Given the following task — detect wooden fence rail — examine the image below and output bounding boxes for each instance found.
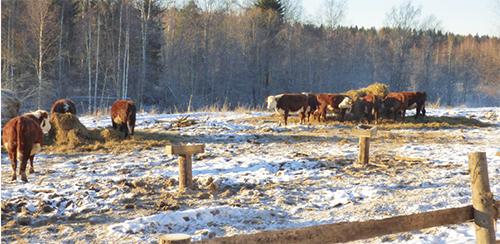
[195,201,499,244]
[160,152,498,244]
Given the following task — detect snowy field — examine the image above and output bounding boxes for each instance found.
[1,107,499,243]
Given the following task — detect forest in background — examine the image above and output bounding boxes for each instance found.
[2,0,500,113]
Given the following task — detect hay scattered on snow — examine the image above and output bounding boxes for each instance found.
[346,82,389,99]
[49,113,122,148]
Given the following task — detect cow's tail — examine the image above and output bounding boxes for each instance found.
[16,117,25,163]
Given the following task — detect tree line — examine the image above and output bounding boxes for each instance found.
[2,0,499,113]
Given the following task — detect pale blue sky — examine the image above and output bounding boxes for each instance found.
[302,0,499,36]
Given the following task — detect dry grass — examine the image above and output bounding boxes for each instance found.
[44,130,179,154]
[247,113,492,130]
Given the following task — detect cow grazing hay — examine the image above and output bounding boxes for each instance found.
[346,82,389,99]
[1,89,21,125]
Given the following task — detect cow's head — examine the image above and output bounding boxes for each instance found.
[338,97,353,109]
[30,110,51,134]
[266,96,278,110]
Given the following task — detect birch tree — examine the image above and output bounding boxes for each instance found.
[24,0,59,108]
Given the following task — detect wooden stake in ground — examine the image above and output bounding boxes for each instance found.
[159,234,191,244]
[468,152,496,244]
[165,144,205,192]
[352,125,377,167]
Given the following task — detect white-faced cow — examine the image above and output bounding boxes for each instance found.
[111,100,137,138]
[50,98,77,116]
[2,110,51,182]
[266,93,309,126]
[315,94,353,122]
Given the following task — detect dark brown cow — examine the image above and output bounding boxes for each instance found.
[266,94,309,126]
[50,99,77,116]
[302,93,319,122]
[381,92,408,121]
[400,92,427,117]
[2,110,51,182]
[351,94,381,124]
[315,94,353,122]
[111,100,137,138]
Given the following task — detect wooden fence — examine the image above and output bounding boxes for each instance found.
[160,152,498,244]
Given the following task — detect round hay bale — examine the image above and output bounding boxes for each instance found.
[1,89,21,125]
[346,82,390,99]
[50,113,103,146]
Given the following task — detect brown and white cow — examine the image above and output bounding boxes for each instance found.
[111,100,137,138]
[315,94,353,122]
[351,94,381,124]
[400,92,426,118]
[2,110,51,182]
[50,98,77,116]
[266,94,309,126]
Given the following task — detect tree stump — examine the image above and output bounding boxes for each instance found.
[468,152,496,244]
[165,144,205,192]
[159,234,191,244]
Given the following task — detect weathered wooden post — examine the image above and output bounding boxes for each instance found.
[159,234,191,244]
[352,125,377,167]
[468,152,496,244]
[165,144,205,191]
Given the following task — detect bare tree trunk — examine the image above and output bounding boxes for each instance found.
[37,12,45,108]
[139,0,151,108]
[94,14,100,113]
[86,0,93,113]
[57,3,64,98]
[117,1,123,98]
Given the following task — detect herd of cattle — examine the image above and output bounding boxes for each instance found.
[266,91,427,125]
[2,99,136,182]
[2,91,426,183]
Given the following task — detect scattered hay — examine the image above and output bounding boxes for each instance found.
[49,113,102,147]
[346,82,390,99]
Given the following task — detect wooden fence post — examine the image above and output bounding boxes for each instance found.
[468,152,496,244]
[352,125,377,167]
[159,234,191,244]
[358,137,370,166]
[165,144,205,192]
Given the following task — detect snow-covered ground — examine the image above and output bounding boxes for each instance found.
[1,107,499,243]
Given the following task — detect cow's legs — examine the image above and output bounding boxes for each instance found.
[29,155,35,174]
[284,110,289,126]
[9,152,17,181]
[299,108,306,124]
[112,119,117,130]
[121,124,129,139]
[340,109,346,122]
[19,153,28,182]
[422,105,426,116]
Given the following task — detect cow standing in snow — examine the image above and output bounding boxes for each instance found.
[111,100,137,138]
[2,110,51,182]
[266,94,310,126]
[315,94,353,122]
